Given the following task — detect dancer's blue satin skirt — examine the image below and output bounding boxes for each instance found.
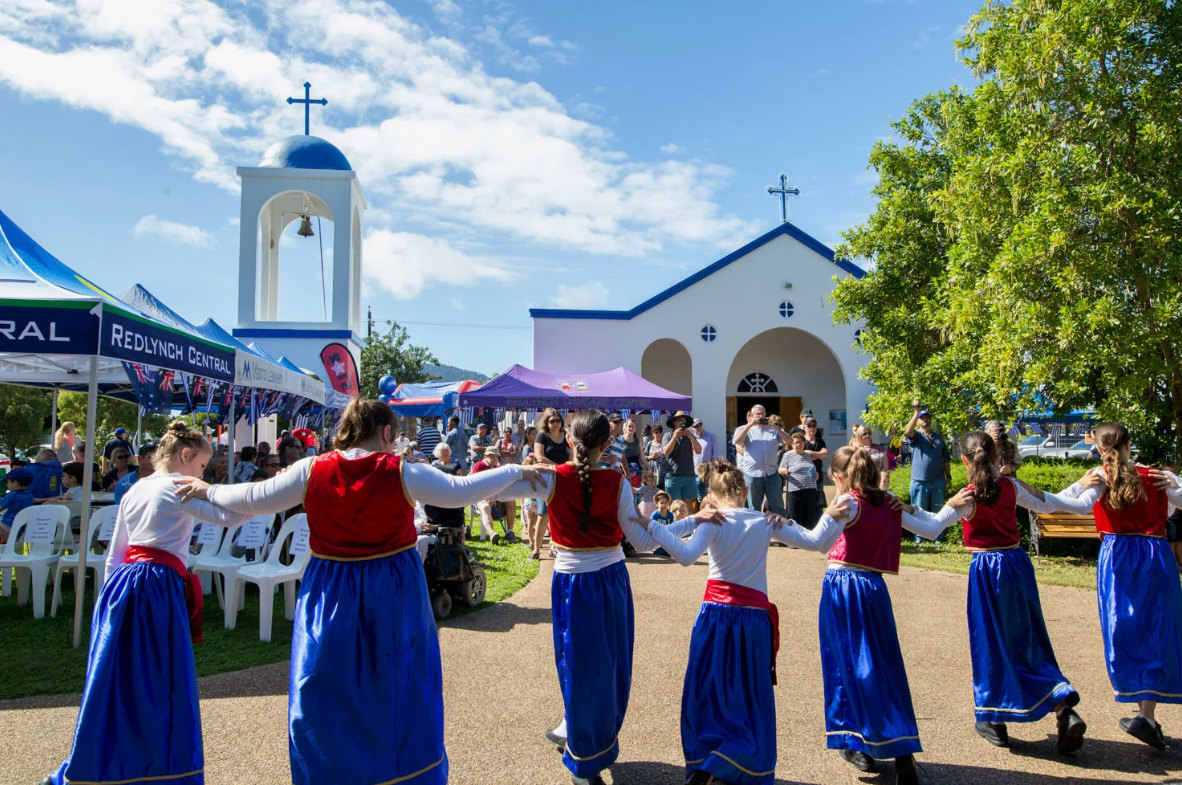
[290,550,447,785]
[50,562,204,785]
[551,560,634,778]
[682,603,776,785]
[1097,534,1182,704]
[819,568,921,759]
[968,548,1075,723]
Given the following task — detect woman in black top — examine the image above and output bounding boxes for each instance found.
[534,407,570,465]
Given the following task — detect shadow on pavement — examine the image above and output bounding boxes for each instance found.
[916,749,1182,784]
[441,601,552,633]
[1003,733,1182,778]
[608,760,810,785]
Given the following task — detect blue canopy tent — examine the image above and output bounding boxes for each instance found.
[389,380,483,417]
[0,207,236,647]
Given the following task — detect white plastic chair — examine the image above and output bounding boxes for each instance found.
[189,523,250,626]
[0,505,70,618]
[231,514,310,642]
[51,506,117,617]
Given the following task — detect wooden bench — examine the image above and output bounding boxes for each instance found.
[1029,511,1097,563]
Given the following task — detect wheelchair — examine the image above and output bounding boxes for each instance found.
[421,524,488,620]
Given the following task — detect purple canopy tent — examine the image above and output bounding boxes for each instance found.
[457,364,691,412]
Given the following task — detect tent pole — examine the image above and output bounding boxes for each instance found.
[50,388,58,445]
[227,400,236,483]
[73,356,98,650]
[135,408,142,452]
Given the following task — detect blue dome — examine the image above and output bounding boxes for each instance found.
[259,135,352,171]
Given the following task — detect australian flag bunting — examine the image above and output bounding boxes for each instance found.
[122,362,174,416]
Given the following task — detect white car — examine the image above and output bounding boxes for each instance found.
[1016,435,1079,458]
[1061,440,1097,460]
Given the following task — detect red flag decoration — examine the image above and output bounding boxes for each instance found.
[320,343,360,398]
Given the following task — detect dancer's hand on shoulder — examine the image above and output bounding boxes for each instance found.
[175,477,211,503]
[1079,469,1106,490]
[692,508,726,527]
[885,493,909,512]
[763,513,793,530]
[946,485,974,510]
[1148,469,1179,490]
[520,464,556,491]
[824,494,853,521]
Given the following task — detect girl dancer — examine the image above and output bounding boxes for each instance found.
[176,399,551,785]
[1031,422,1182,748]
[774,445,959,785]
[943,431,1101,752]
[500,409,669,785]
[45,421,254,785]
[643,458,796,785]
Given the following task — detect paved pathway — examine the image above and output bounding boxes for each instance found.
[6,548,1182,784]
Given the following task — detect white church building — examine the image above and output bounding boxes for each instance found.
[530,222,872,440]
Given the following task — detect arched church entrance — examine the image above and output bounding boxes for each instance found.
[725,327,846,438]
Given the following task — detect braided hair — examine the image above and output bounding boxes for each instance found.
[1094,422,1145,510]
[569,409,611,533]
[961,430,1001,506]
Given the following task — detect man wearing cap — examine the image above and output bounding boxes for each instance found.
[789,408,814,437]
[468,423,492,466]
[904,399,953,540]
[472,445,516,543]
[661,411,703,510]
[690,418,719,501]
[101,428,131,474]
[598,413,627,471]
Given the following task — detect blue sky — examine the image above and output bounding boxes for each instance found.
[0,0,981,376]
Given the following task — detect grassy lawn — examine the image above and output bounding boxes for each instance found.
[0,517,539,701]
[900,543,1097,590]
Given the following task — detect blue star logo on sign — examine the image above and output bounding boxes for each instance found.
[701,325,717,343]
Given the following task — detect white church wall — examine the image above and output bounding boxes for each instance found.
[533,231,871,438]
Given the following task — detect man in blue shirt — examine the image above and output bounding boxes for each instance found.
[114,443,158,504]
[904,400,952,542]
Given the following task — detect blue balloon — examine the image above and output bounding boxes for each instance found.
[377,393,391,404]
[378,375,398,395]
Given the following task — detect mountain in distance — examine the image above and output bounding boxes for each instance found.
[425,363,490,383]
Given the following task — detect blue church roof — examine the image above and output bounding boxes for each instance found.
[530,221,867,321]
[259,135,352,171]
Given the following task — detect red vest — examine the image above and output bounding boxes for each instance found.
[1094,465,1168,537]
[547,463,625,550]
[961,477,1020,550]
[304,451,416,558]
[827,492,902,574]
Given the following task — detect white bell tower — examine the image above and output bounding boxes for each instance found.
[233,83,365,394]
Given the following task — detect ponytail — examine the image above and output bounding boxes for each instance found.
[830,445,886,506]
[702,458,746,505]
[961,430,1001,506]
[570,409,611,533]
[156,420,210,465]
[1095,422,1145,509]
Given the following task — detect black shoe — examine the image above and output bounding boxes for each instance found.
[975,720,1009,747]
[571,776,607,785]
[1056,707,1087,754]
[839,748,877,772]
[1121,715,1166,749]
[685,772,712,785]
[895,754,918,785]
[544,728,566,752]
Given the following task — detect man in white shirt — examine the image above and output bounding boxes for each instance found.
[732,405,789,517]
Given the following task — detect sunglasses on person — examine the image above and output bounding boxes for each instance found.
[265,460,280,468]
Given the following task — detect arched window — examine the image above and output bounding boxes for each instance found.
[700,324,717,343]
[778,301,795,318]
[737,372,778,394]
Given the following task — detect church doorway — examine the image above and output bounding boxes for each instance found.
[725,328,846,438]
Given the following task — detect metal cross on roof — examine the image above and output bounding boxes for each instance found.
[766,173,801,223]
[287,82,328,136]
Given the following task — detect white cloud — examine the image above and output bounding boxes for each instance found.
[912,26,939,50]
[0,0,754,285]
[133,214,215,247]
[363,230,511,299]
[551,282,609,310]
[228,216,240,226]
[449,296,464,310]
[660,143,685,155]
[528,34,554,47]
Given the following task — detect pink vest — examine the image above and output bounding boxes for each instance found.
[827,492,902,574]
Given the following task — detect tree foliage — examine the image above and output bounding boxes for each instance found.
[834,0,1182,459]
[0,385,51,456]
[359,321,439,399]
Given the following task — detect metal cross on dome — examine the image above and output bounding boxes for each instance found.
[288,82,328,136]
[766,173,801,223]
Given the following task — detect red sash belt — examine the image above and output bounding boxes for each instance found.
[125,545,204,644]
[703,579,780,685]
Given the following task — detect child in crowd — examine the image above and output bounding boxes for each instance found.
[59,462,86,501]
[650,491,674,557]
[636,473,659,518]
[670,499,691,521]
[1,467,35,542]
[521,456,545,560]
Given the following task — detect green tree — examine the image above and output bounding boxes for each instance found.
[0,385,51,456]
[834,0,1182,458]
[57,392,143,445]
[359,320,439,399]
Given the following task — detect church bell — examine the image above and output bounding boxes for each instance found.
[296,214,315,238]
